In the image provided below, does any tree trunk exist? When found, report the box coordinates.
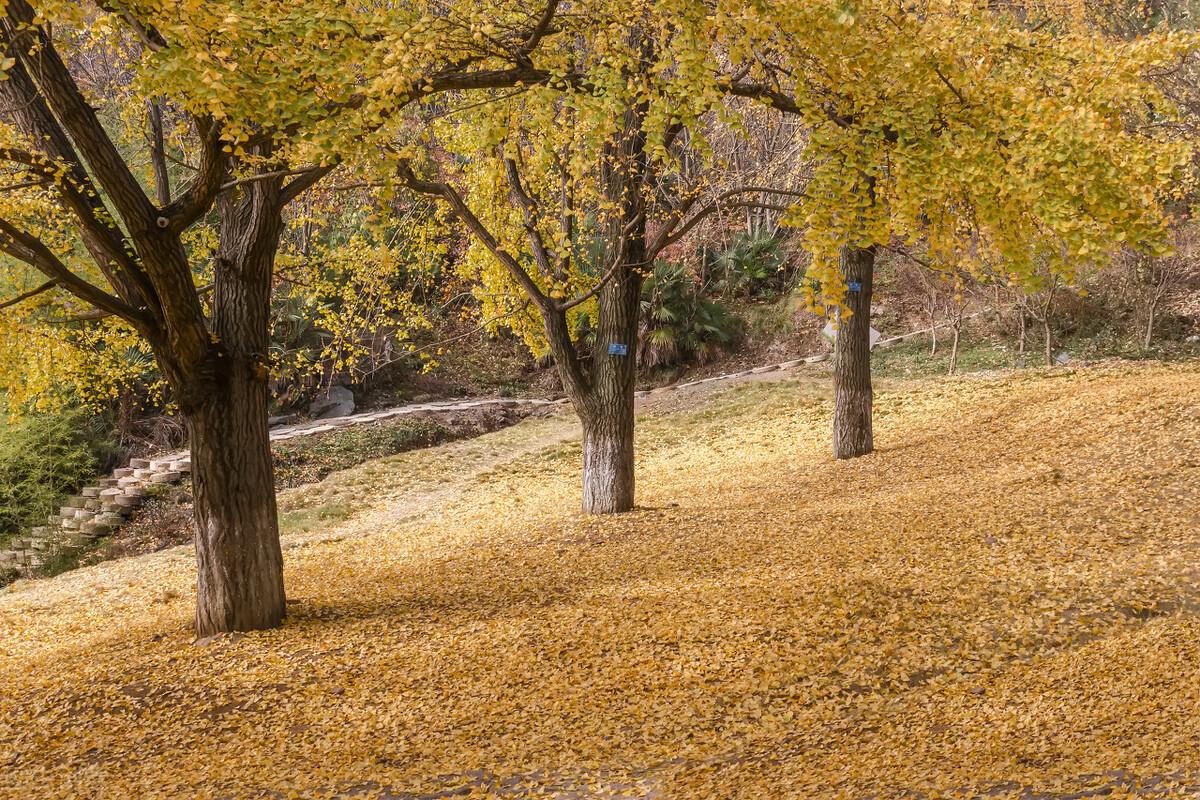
[187,167,288,637]
[949,320,962,375]
[580,253,642,514]
[833,244,876,460]
[1144,298,1158,351]
[929,306,939,356]
[189,366,285,637]
[1043,318,1053,366]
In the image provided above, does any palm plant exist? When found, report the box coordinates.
[639,261,741,369]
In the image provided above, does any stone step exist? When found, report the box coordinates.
[66,495,88,509]
[99,488,123,498]
[94,512,124,526]
[84,499,102,512]
[171,460,191,473]
[81,520,118,537]
[65,532,91,547]
[116,476,142,488]
[114,494,143,508]
[59,505,80,519]
[123,486,148,498]
[151,471,182,484]
[81,486,101,498]
[30,526,48,537]
[112,468,134,479]
[98,478,119,489]
[60,516,80,531]
[132,468,154,480]
[128,458,151,469]
[74,509,97,522]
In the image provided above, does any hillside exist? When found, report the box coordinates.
[1,362,1198,798]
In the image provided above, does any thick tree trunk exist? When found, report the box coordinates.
[187,167,288,637]
[580,400,635,515]
[189,366,285,636]
[579,264,641,514]
[833,244,876,460]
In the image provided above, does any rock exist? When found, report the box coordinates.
[1186,334,1200,344]
[308,386,355,420]
[1055,351,1071,365]
[268,413,299,428]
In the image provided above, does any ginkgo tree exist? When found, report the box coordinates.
[388,9,805,514]
[722,0,1193,458]
[0,0,567,634]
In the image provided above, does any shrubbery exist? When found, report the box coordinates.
[639,260,743,369]
[0,409,119,542]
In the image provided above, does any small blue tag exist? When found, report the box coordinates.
[847,281,863,292]
[608,343,629,356]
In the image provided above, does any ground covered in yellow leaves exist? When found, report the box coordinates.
[1,362,1199,799]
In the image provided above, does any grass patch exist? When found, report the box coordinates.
[872,336,1013,378]
[278,502,354,534]
[272,419,451,489]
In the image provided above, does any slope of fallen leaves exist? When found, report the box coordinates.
[1,362,1199,799]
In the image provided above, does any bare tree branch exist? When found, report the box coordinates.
[0,218,145,323]
[0,277,56,309]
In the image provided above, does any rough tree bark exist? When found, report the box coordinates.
[578,254,642,514]
[189,367,284,634]
[190,168,288,636]
[832,244,876,460]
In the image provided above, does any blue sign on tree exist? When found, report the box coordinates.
[608,343,629,356]
[848,281,863,292]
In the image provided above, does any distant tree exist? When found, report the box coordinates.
[725,1,1192,458]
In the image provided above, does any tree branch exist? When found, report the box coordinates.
[0,277,57,309]
[395,159,553,310]
[503,155,557,279]
[160,115,227,230]
[519,0,559,60]
[650,186,806,256]
[147,98,171,204]
[4,0,157,230]
[0,41,156,310]
[0,218,145,323]
[281,164,336,204]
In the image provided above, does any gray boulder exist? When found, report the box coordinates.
[309,386,355,419]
